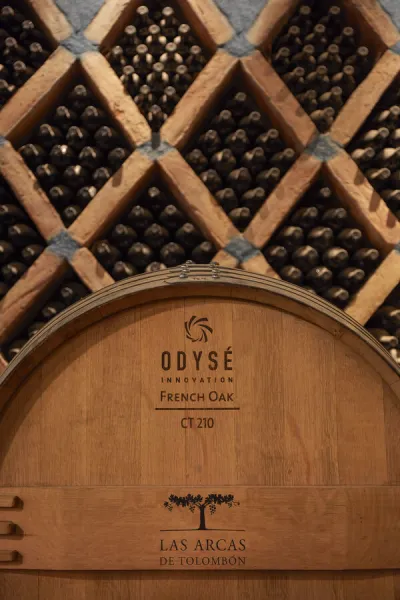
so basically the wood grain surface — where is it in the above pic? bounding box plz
[0,272,399,597]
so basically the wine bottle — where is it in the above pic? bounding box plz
[78,146,104,170]
[35,164,59,189]
[146,186,167,215]
[241,187,266,213]
[264,245,289,270]
[321,207,348,230]
[12,60,34,85]
[290,206,319,230]
[228,207,252,230]
[92,240,121,268]
[280,265,304,286]
[146,62,169,93]
[191,241,215,263]
[111,223,137,249]
[175,222,202,249]
[185,148,208,174]
[19,143,46,169]
[53,105,78,131]
[132,43,153,76]
[255,129,283,154]
[41,300,65,321]
[226,91,249,118]
[270,148,296,170]
[6,339,28,361]
[36,123,63,150]
[49,144,76,168]
[305,65,330,94]
[143,223,170,249]
[322,286,350,308]
[211,148,237,176]
[239,111,264,139]
[337,266,365,292]
[241,147,267,175]
[147,104,166,132]
[112,260,137,280]
[256,167,281,191]
[310,107,335,132]
[21,243,44,265]
[146,24,167,55]
[94,126,121,150]
[336,228,363,251]
[227,167,252,195]
[68,84,93,112]
[28,42,50,68]
[0,203,28,224]
[225,129,251,156]
[358,127,390,147]
[306,266,333,292]
[351,147,375,166]
[172,64,192,95]
[0,240,14,263]
[93,166,112,188]
[76,185,97,207]
[351,248,380,272]
[307,226,335,251]
[127,205,154,231]
[127,241,154,268]
[62,205,82,226]
[145,261,168,272]
[212,109,236,136]
[276,225,304,252]
[59,282,87,305]
[198,129,222,156]
[159,241,186,267]
[368,328,399,351]
[107,147,130,170]
[158,204,185,230]
[292,245,319,272]
[159,85,180,113]
[200,169,223,193]
[1,260,27,283]
[66,126,90,151]
[213,188,238,213]
[322,246,349,270]
[81,105,107,132]
[63,165,90,189]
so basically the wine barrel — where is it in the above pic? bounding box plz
[0,265,399,599]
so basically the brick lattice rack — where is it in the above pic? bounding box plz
[0,0,399,371]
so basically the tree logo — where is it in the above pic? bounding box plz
[163,493,241,531]
[184,316,213,342]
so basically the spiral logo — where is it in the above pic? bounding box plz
[185,316,213,343]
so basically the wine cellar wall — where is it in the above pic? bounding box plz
[0,0,399,370]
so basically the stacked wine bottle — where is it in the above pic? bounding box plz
[105,2,208,131]
[2,275,89,361]
[0,175,44,300]
[0,3,51,109]
[271,2,374,132]
[348,78,400,221]
[367,286,400,366]
[185,90,297,231]
[91,183,216,279]
[18,83,132,226]
[263,180,381,308]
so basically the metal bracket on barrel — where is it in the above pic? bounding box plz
[168,261,221,283]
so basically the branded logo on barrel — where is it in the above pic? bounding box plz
[159,492,246,567]
[158,315,236,428]
[185,316,213,342]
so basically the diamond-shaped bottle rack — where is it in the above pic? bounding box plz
[0,0,399,371]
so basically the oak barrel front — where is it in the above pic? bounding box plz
[0,266,399,599]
